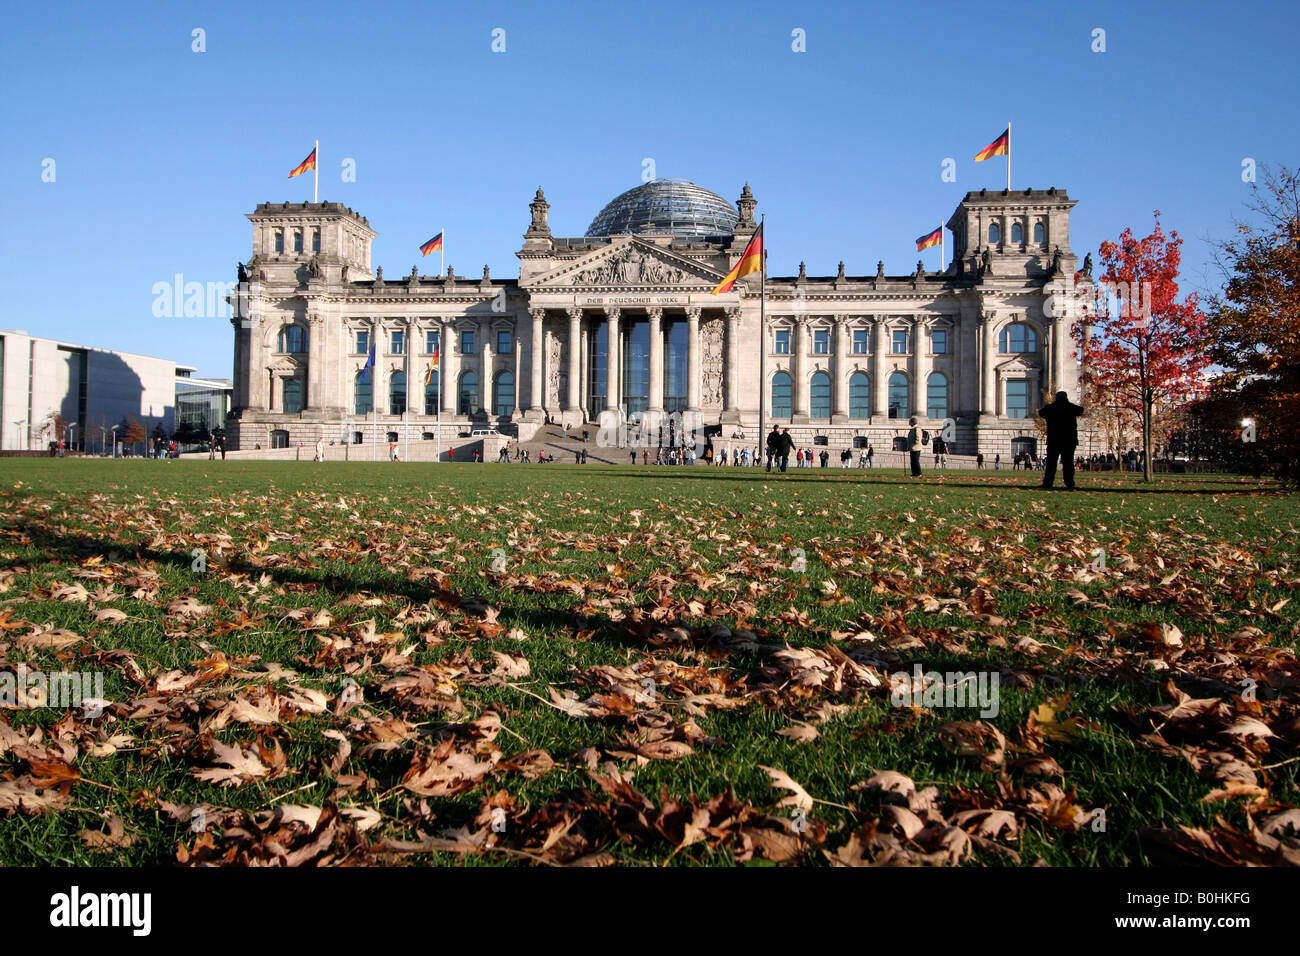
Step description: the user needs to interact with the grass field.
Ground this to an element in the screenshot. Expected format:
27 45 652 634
1 458 1298 866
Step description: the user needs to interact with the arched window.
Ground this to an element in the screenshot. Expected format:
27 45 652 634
271 429 290 449
888 372 910 419
282 378 303 414
424 371 440 415
848 371 870 419
1011 222 1023 244
278 324 307 353
493 372 514 417
1033 222 1045 244
809 371 831 419
459 372 479 415
927 372 949 420
771 371 792 419
988 223 1001 245
389 370 406 415
998 323 1039 353
354 371 372 415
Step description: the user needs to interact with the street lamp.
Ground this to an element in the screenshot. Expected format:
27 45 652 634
67 422 78 455
12 420 26 452
110 425 120 458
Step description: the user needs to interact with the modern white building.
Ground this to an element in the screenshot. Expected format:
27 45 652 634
0 330 178 453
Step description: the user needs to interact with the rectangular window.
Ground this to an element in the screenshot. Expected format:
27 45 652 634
426 330 440 354
293 230 303 253
497 329 512 354
932 329 947 354
391 330 405 354
274 230 284 253
461 330 475 354
775 330 790 354
311 229 320 252
892 330 909 354
1006 380 1031 419
355 330 369 355
813 329 829 354
852 329 868 354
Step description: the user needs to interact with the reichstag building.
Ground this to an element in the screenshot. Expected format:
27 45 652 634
227 179 1085 457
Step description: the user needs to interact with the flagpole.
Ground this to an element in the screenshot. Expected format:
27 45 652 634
437 365 442 464
403 329 409 462
758 216 766 451
440 227 445 278
313 139 319 204
1006 122 1011 191
940 223 945 273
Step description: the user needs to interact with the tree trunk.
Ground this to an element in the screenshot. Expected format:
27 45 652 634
1142 392 1154 482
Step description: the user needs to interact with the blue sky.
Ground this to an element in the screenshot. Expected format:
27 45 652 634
1 0 1296 376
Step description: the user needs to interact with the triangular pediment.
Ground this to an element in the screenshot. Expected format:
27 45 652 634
996 355 1037 374
267 355 305 373
531 237 725 290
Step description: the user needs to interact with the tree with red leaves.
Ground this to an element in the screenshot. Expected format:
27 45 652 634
1072 214 1210 481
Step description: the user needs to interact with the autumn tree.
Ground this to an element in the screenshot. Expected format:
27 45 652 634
1071 214 1210 481
122 415 146 454
1203 165 1300 482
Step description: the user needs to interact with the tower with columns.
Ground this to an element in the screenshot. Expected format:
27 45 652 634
227 182 1084 459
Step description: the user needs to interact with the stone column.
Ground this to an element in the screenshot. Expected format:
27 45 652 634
480 317 494 417
647 307 664 412
306 313 324 410
686 307 701 412
981 311 996 413
579 324 588 418
528 308 545 413
723 307 740 414
566 308 583 412
913 317 930 418
872 318 886 418
605 308 621 413
441 320 456 417
831 315 849 423
792 316 810 419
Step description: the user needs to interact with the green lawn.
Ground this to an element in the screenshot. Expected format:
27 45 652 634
1 459 1297 866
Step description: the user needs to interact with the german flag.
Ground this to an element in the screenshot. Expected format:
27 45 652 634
288 146 317 178
974 128 1009 162
425 345 439 386
915 226 942 251
420 232 444 257
711 224 763 295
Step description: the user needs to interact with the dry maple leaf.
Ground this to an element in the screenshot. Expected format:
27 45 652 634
192 739 272 787
758 765 814 812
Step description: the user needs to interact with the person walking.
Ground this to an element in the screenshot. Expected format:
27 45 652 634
906 416 924 478
976 452 984 470
315 438 325 462
866 445 874 468
1038 391 1085 490
819 448 829 468
777 427 794 473
765 425 781 472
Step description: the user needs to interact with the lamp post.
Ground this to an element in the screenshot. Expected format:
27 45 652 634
110 425 119 458
66 421 78 455
12 420 26 452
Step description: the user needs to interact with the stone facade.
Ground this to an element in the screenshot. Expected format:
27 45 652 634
227 184 1088 459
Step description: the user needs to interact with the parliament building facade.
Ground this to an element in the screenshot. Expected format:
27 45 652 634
227 179 1086 457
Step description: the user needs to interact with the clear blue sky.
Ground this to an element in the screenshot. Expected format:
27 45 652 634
2 0 1296 377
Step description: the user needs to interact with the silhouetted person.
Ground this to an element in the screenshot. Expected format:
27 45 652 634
765 425 781 473
1038 391 1085 490
777 427 794 473
906 416 923 477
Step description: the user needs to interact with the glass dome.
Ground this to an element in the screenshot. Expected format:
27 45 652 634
585 179 738 242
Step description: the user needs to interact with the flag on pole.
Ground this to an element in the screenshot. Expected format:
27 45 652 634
915 226 942 251
425 344 439 386
288 146 318 178
359 339 376 383
420 232 444 256
711 224 763 295
973 128 1010 162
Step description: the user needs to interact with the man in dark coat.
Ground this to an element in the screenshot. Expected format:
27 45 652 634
777 428 795 473
1038 391 1085 490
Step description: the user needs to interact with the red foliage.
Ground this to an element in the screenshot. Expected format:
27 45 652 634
1072 214 1211 477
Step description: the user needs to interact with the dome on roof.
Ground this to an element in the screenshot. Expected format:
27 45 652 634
585 179 738 241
